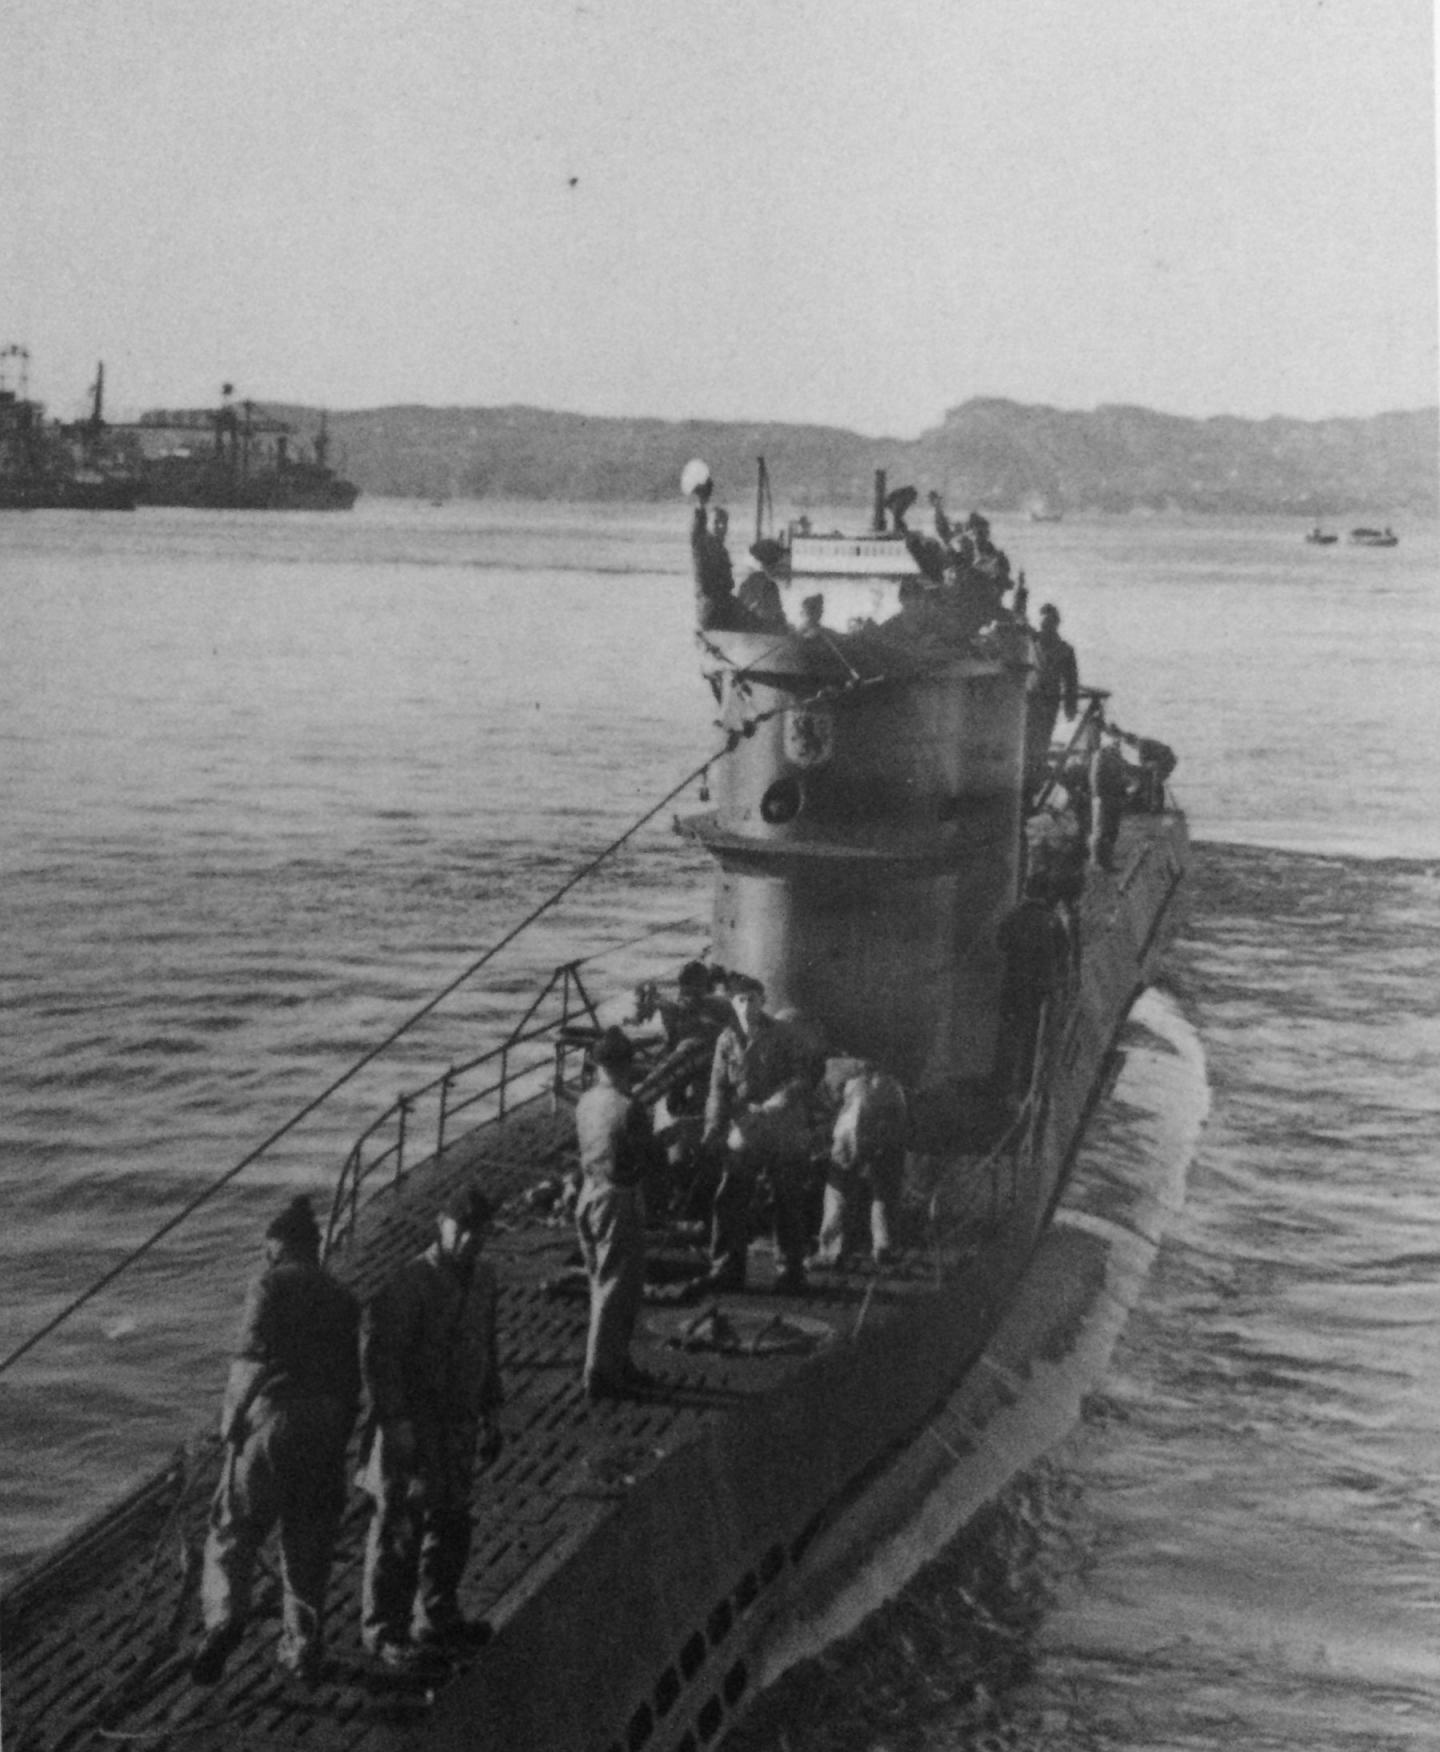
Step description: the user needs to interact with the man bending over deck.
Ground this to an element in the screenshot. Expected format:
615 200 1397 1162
809 1061 909 1269
359 1184 503 1669
193 1195 360 1687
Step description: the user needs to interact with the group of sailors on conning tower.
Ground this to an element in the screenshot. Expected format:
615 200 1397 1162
688 462 1175 841
690 467 1037 644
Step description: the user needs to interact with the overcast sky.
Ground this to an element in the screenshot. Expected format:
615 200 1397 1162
4 0 1436 433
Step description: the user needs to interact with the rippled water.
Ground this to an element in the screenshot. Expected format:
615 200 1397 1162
3 499 1438 1744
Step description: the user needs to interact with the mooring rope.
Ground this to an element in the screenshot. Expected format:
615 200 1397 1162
0 666 878 1378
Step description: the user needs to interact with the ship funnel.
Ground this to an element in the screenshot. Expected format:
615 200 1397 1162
871 469 887 532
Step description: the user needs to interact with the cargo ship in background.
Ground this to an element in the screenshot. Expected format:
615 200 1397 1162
1 462 1190 1752
0 347 142 510
134 387 359 510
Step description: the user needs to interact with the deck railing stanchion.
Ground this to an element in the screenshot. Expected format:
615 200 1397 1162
437 1071 453 1160
394 1097 410 1188
325 1144 360 1259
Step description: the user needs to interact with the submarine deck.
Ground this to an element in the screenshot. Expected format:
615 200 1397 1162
2 1101 1003 1752
1 811 1189 1752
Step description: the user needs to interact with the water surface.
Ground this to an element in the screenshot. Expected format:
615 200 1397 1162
3 498 1437 1745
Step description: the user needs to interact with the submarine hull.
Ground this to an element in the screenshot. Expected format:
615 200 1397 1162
2 490 1190 1751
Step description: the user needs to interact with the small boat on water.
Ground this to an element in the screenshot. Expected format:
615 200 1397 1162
2 462 1190 1752
1348 525 1399 547
1305 526 1338 545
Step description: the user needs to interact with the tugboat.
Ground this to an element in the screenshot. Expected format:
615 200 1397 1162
1 463 1190 1752
135 388 359 509
0 347 141 510
1304 525 1338 545
1347 525 1399 547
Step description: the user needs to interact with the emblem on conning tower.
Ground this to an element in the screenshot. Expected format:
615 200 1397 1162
783 706 835 769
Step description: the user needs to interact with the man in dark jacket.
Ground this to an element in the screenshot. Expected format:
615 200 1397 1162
687 467 749 631
359 1184 503 1668
1026 603 1081 796
193 1195 360 1687
1092 731 1131 870
994 879 1072 1098
736 539 790 631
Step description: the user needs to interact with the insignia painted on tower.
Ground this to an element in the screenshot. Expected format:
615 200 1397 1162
784 706 835 769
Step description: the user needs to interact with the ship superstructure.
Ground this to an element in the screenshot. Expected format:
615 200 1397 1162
134 389 359 509
0 347 142 510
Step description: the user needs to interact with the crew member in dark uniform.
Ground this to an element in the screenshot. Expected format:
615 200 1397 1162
736 539 790 631
359 1185 503 1667
646 961 734 1214
1026 603 1080 795
1093 731 1130 870
689 480 747 631
574 1027 664 1400
1118 729 1178 810
193 1195 360 1687
995 880 1071 1099
884 484 918 531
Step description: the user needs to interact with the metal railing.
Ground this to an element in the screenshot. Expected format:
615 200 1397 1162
1032 687 1110 814
323 959 608 1259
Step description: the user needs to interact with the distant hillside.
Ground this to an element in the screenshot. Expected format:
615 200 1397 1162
283 398 1437 516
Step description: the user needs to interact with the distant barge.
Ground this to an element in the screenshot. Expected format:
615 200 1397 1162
134 392 358 510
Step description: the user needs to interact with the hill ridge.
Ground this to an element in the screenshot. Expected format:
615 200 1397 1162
250 396 1438 514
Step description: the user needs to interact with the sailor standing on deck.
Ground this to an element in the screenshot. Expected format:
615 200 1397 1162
359 1184 503 1668
994 877 1071 1100
193 1195 360 1687
736 539 791 631
702 975 817 1294
686 463 745 631
1092 729 1130 871
642 961 735 1212
575 1026 665 1401
1026 603 1080 795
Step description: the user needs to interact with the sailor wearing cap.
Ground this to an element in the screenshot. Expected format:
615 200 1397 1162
1027 602 1081 797
702 975 819 1294
193 1195 361 1687
735 539 790 632
634 964 736 1211
358 1183 503 1668
575 1027 665 1401
685 458 751 632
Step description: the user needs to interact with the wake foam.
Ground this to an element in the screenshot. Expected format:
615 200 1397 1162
756 986 1209 1687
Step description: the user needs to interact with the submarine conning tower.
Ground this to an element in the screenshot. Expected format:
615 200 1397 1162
681 621 1032 1092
